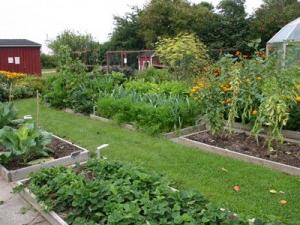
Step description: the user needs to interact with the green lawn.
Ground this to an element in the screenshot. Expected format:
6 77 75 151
15 98 300 224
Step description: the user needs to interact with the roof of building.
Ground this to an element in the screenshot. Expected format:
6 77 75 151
0 39 41 47
268 17 300 44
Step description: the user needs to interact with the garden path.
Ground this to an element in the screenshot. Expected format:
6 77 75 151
0 177 49 225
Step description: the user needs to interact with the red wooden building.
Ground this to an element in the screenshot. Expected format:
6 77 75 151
0 39 42 75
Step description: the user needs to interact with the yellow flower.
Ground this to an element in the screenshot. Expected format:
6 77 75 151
296 84 300 90
296 96 300 103
222 84 232 92
251 110 257 116
224 98 232 104
256 76 262 80
0 70 26 79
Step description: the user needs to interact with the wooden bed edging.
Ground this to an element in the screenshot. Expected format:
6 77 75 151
172 135 300 177
18 180 68 225
0 135 90 182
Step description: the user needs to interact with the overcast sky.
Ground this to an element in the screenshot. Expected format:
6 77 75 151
0 0 263 53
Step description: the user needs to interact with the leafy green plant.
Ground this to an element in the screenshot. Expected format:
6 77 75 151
97 89 201 134
22 160 281 225
0 102 17 129
135 67 172 83
125 80 189 95
0 122 53 165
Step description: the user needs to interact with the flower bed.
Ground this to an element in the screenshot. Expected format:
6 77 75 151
17 160 280 225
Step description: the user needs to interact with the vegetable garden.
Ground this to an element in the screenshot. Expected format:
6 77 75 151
0 34 300 224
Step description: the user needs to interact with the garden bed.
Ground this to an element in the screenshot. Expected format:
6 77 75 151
174 129 300 176
17 160 277 225
0 135 89 182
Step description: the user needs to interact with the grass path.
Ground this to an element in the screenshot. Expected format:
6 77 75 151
16 99 300 224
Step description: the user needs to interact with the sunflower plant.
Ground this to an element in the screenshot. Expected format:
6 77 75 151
192 53 299 149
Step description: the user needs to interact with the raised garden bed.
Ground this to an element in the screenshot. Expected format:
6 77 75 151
173 129 300 176
0 135 89 182
17 160 277 225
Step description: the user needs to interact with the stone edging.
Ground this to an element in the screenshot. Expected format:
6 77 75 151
172 131 300 177
0 135 90 182
89 114 136 131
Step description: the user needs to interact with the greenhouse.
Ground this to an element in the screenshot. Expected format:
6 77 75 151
267 17 300 67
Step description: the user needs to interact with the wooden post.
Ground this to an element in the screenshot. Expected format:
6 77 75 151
36 90 39 127
8 82 13 102
106 52 109 74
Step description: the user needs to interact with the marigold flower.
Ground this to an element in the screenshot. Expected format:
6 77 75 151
222 84 232 92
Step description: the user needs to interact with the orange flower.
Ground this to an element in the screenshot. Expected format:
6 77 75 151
213 68 221 76
235 51 241 56
251 110 257 116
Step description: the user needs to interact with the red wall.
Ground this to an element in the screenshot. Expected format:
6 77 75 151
0 47 41 75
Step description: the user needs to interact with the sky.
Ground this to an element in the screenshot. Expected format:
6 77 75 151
0 0 263 53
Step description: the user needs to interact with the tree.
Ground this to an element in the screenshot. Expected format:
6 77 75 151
251 0 300 48
41 53 57 69
48 30 101 69
215 0 252 51
156 33 209 80
109 7 145 50
138 0 197 48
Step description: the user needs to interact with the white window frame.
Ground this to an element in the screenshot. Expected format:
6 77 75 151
14 57 20 64
8 57 14 64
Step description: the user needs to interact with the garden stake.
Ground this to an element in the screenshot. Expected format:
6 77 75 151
9 82 13 102
96 144 109 159
36 90 40 127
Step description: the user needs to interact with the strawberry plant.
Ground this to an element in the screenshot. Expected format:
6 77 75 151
20 160 281 225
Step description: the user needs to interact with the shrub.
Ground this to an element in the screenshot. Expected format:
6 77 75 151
125 80 189 96
0 73 43 101
135 67 171 83
285 104 300 131
156 33 209 80
43 71 126 113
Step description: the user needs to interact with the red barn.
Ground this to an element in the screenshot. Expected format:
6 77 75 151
0 39 42 76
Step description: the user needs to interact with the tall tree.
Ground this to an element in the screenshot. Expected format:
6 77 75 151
138 0 196 48
48 30 101 67
251 0 300 47
109 7 145 50
216 0 251 50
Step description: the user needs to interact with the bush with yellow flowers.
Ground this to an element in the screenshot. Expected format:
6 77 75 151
0 71 43 101
0 70 26 80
